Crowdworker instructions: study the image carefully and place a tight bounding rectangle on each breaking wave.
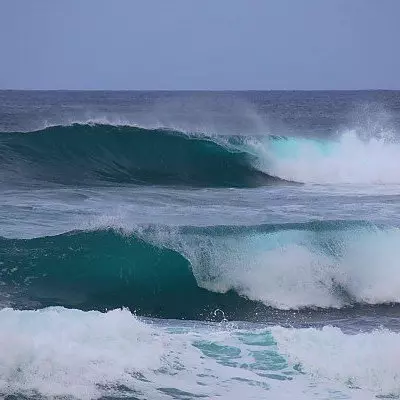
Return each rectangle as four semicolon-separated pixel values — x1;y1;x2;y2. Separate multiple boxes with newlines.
2;122;399;187
2;220;400;319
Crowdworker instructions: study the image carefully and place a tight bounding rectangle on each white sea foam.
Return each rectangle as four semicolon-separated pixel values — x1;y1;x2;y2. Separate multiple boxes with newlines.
250;129;400;184
0;307;292;399
171;225;400;309
0;307;165;399
273;325;400;397
0;307;398;399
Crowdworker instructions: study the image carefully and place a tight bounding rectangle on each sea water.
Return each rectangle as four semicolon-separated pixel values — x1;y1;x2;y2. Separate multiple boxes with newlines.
1;90;400;399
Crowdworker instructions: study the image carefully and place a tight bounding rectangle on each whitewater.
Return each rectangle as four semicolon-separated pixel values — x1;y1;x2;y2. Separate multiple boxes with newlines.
1;90;400;400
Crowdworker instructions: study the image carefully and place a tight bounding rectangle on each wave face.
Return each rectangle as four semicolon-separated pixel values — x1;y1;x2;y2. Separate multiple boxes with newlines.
0;229;258;319
2;221;400;319
0;123;282;187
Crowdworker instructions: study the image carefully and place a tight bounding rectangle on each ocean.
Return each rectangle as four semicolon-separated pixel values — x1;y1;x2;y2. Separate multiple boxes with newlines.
1;90;400;399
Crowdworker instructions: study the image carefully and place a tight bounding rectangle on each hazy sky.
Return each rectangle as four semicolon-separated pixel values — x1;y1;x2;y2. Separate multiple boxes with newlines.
1;0;399;90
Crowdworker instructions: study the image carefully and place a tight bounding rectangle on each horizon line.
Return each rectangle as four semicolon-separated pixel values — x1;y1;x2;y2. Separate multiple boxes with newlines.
0;88;399;92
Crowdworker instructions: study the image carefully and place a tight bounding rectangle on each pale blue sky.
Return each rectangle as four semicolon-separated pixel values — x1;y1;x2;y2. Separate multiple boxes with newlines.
0;0;399;90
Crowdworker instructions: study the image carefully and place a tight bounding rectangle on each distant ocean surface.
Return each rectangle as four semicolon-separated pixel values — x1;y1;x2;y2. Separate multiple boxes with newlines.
1;90;400;399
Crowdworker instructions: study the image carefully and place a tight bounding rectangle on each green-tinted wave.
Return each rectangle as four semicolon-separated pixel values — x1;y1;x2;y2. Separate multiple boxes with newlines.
0;123;286;187
0;229;264;320
1;220;397;320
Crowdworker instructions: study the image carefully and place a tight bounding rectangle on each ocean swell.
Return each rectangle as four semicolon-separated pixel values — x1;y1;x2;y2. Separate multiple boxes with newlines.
0;123;283;187
1;221;400;319
2;123;399;187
